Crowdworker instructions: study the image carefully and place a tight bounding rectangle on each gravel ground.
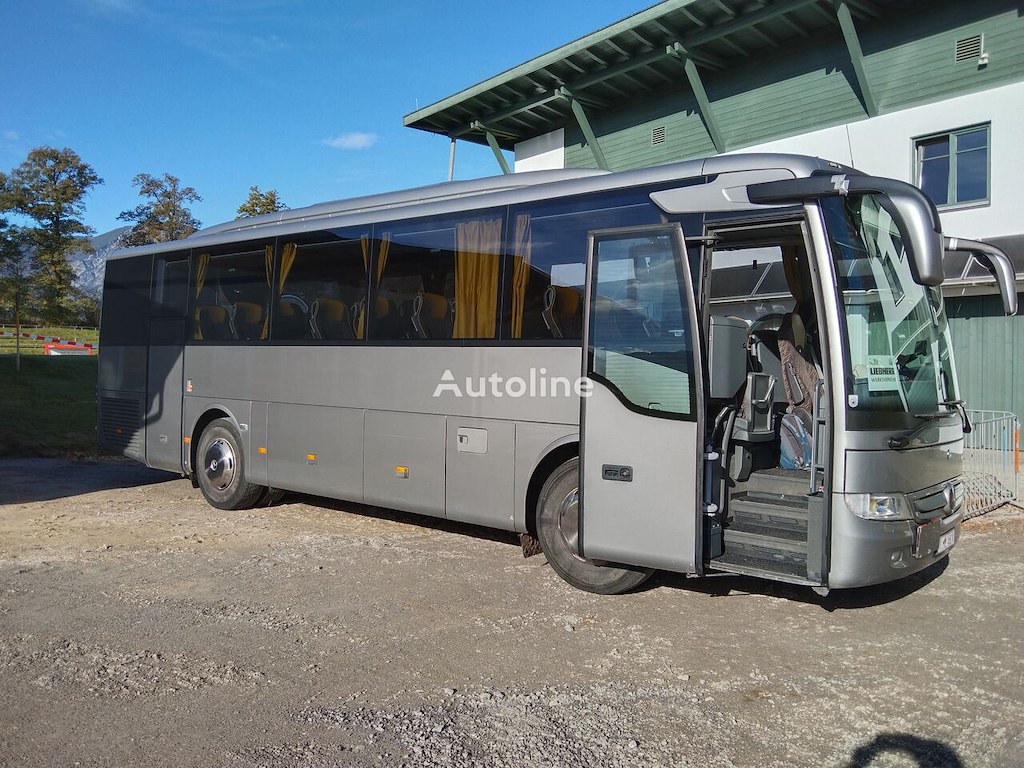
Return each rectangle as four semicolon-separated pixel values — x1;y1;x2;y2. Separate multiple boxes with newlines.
1;457;1022;768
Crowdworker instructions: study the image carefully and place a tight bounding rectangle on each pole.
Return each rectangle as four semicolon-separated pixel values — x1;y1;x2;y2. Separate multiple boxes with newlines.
447;137;457;182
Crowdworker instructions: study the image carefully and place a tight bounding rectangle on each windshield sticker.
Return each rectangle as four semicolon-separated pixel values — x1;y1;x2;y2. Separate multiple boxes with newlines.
867;355;899;392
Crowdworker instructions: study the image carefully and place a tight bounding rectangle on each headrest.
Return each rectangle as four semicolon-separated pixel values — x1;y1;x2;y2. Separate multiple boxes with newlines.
554;286;581;314
315;298;347;322
780;311;806;350
420;292;449;319
234;301;262;323
199;305;227;322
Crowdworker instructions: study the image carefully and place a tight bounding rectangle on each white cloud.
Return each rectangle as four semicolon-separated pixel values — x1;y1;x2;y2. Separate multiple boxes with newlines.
321;132;379;150
2;130;20;142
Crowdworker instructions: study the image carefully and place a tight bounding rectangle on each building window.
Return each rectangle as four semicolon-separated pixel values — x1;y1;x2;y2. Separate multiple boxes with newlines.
915;124;990;208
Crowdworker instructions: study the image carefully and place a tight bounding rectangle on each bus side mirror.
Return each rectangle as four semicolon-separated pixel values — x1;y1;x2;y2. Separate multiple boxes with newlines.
746;174;945;287
876;190;944;287
945;237;1019;316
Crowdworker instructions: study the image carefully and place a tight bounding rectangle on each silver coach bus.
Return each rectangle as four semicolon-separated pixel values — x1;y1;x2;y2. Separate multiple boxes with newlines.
98;154;1017;595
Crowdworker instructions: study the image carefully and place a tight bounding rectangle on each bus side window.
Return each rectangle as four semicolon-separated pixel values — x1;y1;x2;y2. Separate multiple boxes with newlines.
370;213;502;342
152;255;189;316
273;235;368;342
507;192;662;340
193;247;271;342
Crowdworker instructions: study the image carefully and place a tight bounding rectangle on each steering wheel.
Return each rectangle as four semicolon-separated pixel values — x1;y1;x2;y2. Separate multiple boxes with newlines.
745;313;786;347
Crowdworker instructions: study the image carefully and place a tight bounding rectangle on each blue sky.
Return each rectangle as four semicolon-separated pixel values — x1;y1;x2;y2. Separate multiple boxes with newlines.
1;0;654;236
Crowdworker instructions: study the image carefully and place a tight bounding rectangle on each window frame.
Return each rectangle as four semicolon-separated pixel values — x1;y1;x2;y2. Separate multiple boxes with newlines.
913;123;991;210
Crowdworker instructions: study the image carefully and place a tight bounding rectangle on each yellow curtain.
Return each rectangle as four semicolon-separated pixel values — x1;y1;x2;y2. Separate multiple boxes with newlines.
454;218;502;339
193;253;210;340
511;214;531;339
278;242;298;291
260;245;274;339
356;235;370;339
375;232;391;286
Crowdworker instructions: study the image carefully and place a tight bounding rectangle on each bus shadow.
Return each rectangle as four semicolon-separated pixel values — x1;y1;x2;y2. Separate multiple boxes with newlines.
844;732;964;768
648;557;949;609
272;493;950;608
286;493;523;547
0;457;176;505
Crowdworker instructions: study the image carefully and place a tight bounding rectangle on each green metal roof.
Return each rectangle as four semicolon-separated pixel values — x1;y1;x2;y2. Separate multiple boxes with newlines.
404;0;886;149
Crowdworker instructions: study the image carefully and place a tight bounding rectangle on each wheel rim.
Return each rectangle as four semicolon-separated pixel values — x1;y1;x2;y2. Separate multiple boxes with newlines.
557;487;587;562
203;437;235;491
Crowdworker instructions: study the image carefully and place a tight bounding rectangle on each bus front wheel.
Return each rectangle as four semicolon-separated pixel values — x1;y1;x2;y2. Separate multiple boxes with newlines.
195;418;263;510
536;458;652;595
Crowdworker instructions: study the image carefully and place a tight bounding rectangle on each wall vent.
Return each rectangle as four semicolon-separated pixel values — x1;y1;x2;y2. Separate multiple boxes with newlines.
955;35;983;63
651;126;666;145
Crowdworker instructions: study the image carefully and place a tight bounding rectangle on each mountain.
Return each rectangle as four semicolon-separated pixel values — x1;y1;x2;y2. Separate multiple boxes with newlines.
68;226;129;299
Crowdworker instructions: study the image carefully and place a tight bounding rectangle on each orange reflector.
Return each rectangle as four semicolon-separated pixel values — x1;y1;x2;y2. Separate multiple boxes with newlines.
183;436;191;444
258;447;267;455
306;454;318;461
395;465;409;478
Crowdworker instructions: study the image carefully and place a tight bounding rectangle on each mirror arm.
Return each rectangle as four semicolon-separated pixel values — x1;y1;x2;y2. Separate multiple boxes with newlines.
945;237;1019;316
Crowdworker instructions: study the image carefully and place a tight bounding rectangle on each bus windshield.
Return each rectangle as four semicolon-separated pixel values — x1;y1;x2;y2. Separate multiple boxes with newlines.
822;194;958;422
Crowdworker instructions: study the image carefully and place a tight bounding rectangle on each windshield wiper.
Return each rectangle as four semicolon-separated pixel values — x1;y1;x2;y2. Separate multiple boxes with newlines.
888;412;951;450
944;399;972;435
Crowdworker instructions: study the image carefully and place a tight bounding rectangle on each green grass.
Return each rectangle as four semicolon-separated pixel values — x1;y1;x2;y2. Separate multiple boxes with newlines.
0;326;99;355
0;355;103;457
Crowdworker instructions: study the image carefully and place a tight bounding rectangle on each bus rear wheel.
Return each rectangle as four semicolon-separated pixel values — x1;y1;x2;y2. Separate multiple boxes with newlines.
536;458;652;595
195;418;263;510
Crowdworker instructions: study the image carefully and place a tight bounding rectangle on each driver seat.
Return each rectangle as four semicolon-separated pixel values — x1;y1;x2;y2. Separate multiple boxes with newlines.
777;311;819;414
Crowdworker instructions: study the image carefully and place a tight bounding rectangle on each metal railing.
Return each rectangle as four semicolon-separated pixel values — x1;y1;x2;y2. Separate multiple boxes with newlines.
963;410;1020;518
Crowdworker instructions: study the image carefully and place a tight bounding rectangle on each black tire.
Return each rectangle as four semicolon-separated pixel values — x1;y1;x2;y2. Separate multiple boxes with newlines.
536;458;652;595
256;487;286;507
194;418;263;510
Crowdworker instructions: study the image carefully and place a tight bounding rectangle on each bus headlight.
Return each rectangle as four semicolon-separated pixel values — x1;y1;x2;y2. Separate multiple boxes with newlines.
844;492;911;521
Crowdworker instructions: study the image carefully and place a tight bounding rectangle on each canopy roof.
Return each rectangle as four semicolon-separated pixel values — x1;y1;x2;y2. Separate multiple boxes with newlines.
404;0;887;149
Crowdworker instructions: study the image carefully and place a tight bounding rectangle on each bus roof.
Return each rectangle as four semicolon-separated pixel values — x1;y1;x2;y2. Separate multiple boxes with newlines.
107;153;849;260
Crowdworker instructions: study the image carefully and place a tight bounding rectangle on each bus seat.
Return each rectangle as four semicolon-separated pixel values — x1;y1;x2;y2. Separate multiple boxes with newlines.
230;301;264;340
778;311;819;412
542;285;583;339
275;299;309;339
371;295;403;339
411;291;452;339
310;298;354;340
197;305;231;340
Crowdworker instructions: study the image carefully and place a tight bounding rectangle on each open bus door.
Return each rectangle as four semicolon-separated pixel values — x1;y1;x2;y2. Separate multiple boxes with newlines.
578;224;705;572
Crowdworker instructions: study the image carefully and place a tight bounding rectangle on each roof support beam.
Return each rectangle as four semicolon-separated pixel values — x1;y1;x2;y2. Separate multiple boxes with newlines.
558;88;610;170
669;44;725;153
834;0;878;116
431;0;822;143
472;122;512;174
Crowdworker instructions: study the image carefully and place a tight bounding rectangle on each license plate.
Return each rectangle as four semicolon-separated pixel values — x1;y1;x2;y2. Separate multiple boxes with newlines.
937;529;956;554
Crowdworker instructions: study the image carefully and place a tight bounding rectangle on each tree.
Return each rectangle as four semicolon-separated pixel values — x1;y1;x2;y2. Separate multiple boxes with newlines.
5;147;103;323
118;173;201;246
237;185;287;218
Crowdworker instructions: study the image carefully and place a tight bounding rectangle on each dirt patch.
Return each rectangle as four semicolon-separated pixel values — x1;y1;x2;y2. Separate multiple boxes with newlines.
1;459;1023;767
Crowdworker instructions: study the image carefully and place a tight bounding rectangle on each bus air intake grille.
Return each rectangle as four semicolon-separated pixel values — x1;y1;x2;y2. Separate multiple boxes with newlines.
99;396;143;457
911;479;964;521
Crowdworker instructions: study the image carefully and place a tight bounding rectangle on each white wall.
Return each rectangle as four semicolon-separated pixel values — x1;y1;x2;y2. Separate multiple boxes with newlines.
729;80;1024;242
514;129;565;172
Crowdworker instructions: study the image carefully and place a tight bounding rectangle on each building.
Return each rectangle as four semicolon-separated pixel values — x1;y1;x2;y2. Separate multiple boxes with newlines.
405;0;1024;417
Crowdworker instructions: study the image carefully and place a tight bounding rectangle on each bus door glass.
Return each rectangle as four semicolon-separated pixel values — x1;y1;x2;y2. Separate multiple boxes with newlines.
579;224;703;572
